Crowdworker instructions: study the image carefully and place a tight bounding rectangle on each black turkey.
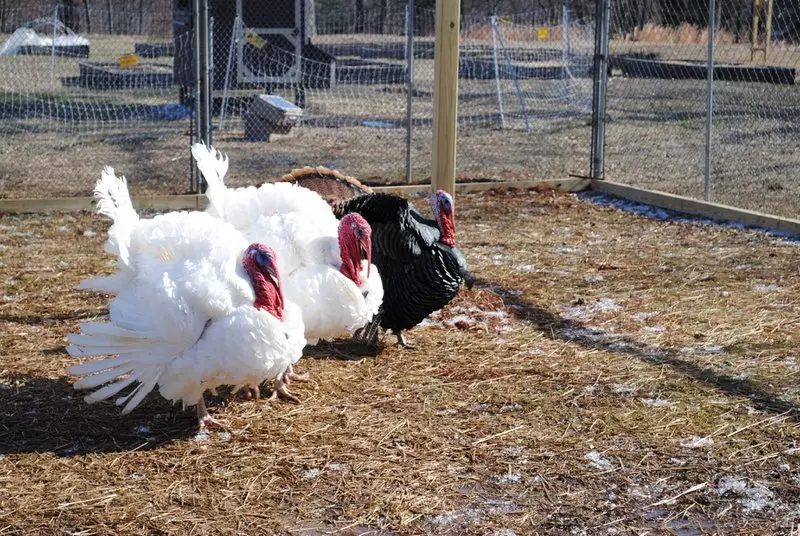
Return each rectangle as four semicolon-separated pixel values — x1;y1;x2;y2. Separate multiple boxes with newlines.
281;168;474;348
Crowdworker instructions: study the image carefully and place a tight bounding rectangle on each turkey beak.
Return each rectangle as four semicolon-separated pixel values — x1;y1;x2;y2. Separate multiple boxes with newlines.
265;264;279;286
360;237;372;277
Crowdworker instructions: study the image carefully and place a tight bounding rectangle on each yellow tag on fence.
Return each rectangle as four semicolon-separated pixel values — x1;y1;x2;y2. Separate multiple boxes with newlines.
119;53;139;68
537;27;550;40
245;31;266;49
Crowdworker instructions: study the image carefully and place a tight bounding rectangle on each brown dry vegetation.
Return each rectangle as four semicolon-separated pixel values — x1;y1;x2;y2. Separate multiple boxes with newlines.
1;188;800;534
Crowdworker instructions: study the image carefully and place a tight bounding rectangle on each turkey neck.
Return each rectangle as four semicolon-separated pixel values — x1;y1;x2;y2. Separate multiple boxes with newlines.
248;270;285;321
338;232;363;287
438;211;456;248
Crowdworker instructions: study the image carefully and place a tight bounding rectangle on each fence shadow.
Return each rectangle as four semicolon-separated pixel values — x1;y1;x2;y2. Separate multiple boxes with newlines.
475;277;800;420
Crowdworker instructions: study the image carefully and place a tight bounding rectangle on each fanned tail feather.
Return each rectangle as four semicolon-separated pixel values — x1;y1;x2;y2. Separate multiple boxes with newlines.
66;322;179;414
92;167;139;269
78;273;127;293
191;142;229;218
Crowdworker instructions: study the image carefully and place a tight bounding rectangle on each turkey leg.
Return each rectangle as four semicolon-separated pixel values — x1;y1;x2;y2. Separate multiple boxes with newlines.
196;397;224;429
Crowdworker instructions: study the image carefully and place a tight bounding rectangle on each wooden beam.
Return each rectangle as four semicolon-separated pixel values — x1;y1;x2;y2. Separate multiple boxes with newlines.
431;0;461;198
0;195;208;214
0;179;590;214
591;180;800;236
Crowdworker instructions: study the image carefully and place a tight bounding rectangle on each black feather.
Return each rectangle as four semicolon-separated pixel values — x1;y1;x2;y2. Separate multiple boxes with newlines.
333;193;472;333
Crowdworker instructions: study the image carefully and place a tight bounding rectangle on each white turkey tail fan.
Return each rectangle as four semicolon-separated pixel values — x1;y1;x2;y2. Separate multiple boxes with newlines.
79;167;139;292
278;166;373;206
66;321;175;414
191;142;230;218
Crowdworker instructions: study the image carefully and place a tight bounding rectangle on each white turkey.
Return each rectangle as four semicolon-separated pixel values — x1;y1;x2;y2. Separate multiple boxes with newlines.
66;168;307;428
279;168;475;348
191;143;384;349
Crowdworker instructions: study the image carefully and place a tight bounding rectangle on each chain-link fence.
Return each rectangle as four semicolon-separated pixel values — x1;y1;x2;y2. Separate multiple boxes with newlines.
0;0;798;222
207;2;593;190
606;0;800;218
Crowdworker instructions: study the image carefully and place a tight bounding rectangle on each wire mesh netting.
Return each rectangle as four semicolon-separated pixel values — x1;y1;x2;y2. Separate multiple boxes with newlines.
207;3;593;189
0;0;798;222
606;0;800;218
0;1;592;198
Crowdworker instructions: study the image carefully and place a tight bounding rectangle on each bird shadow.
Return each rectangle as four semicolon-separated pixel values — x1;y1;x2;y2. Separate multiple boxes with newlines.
0;375;199;456
474;277;800;422
302;339;383;361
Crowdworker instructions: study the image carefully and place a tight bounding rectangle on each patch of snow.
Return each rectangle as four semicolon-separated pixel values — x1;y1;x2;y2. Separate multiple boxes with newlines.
134;424;152;434
0;454;5;463
784;447;800;456
193;430;210;442
734;264;751;270
563;298;620;321
491;473;522;485
494;530;517;536
527;348;544;355
217;431;232;442
585;450;613;470
680;345;725;354
302;468;321;480
436;408;458;416
669;458;688;466
513;264;538;273
612;384;637;396
644;326;667;332
445;314;475;326
553;246;578;254
580;192;800;243
429;509;480;527
716;476;777;515
680;436;714;449
753;283;783;292
732;372;752;381
58;225;70;232
326;462;350;472
584;274;604;283
640;397;673;408
83;230;97;238
475;245;505;251
632;312;656;322
500;446;531;459
562;326;619;342
129;471;146;480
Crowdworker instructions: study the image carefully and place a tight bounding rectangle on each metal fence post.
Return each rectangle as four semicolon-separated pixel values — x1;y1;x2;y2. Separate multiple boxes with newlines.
704;0;716;202
490;15;506;129
194;0;212;193
492;17;530;133
50;4;58;89
405;0;415;184
590;0;610;180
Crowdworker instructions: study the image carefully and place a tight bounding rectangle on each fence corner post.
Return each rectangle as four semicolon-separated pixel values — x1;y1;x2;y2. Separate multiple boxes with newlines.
590;0;610;181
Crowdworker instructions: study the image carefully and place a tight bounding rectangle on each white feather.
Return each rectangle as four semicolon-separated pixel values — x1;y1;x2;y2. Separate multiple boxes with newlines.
192;144;385;343
67;172;307;415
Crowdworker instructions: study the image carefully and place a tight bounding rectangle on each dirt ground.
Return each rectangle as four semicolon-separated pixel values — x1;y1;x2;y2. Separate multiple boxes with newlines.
1;188;799;534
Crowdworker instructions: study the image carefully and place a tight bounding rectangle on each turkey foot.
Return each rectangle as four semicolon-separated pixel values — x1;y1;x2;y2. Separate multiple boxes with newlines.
395;331;415;350
283;364;310;384
269;374;301;403
239;384;261;401
196;398;225;430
